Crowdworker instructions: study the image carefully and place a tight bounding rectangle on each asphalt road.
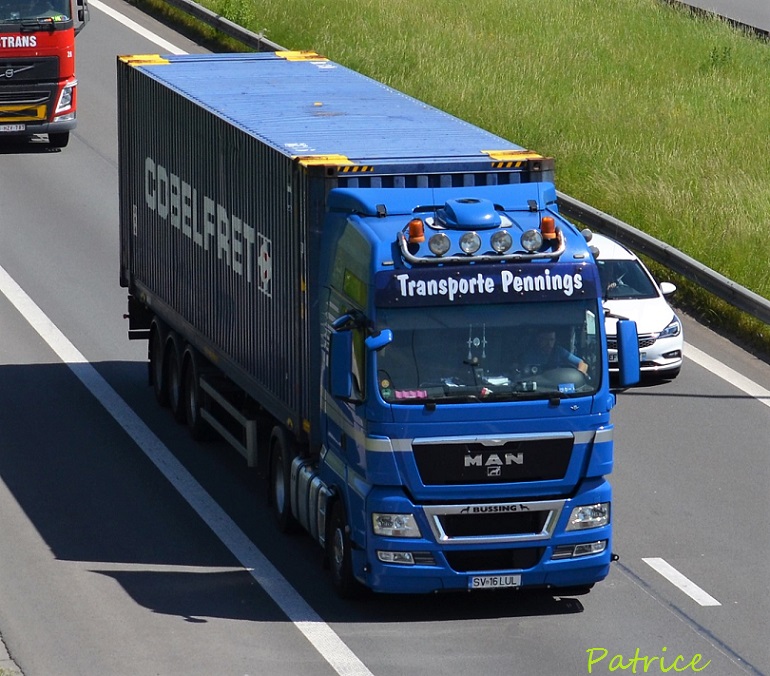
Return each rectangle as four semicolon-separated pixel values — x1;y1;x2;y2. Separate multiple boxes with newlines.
677;0;770;30
0;2;768;675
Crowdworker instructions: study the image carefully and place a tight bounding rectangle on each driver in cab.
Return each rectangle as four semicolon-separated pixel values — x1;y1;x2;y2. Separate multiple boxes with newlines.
521;329;588;375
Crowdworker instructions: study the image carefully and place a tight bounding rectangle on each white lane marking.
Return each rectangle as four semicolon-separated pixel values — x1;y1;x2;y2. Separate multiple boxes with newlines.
0;265;374;676
88;0;188;54
642;557;721;606
686;343;770;409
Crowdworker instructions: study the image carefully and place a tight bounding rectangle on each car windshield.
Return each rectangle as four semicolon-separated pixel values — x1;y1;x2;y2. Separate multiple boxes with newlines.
597;259;658;300
0;0;69;21
375;300;602;404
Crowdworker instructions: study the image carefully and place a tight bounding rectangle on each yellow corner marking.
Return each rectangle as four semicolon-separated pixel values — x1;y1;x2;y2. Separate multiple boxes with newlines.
119;54;170;66
276;50;327;62
483;149;545;161
296;154;354;167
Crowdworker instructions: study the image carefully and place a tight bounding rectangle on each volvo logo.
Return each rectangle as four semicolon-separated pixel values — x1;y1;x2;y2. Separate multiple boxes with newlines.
1;65;33;79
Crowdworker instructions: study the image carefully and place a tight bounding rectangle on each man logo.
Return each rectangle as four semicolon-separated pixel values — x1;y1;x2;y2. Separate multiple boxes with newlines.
487;465;501;477
464;452;524;468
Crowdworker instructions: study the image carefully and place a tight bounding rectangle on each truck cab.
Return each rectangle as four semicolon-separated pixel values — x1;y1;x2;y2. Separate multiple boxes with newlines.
0;0;89;147
320;182;639;595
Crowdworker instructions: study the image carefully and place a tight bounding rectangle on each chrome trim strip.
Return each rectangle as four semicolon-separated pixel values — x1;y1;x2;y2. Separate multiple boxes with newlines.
423;500;566;545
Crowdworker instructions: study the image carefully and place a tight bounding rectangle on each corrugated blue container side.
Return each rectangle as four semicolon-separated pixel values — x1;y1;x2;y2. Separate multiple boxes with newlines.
118;54;322;435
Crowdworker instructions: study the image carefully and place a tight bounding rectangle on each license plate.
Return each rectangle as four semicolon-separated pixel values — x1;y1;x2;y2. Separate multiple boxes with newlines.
469;574;521;590
0;124;26;132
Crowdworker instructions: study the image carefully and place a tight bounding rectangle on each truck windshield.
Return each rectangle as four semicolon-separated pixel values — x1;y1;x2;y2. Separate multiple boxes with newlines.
375;300;602;403
1;0;70;21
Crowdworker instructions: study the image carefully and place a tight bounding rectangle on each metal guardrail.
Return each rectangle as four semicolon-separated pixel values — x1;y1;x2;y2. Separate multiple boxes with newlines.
152;0;770;327
557;193;770;326
159;0;283;51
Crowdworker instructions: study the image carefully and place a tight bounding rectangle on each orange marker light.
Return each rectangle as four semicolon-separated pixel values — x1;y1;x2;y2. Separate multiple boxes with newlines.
408;218;425;243
541;216;557;240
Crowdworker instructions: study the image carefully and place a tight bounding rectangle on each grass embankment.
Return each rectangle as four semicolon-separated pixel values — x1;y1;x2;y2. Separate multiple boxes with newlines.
143;0;770;352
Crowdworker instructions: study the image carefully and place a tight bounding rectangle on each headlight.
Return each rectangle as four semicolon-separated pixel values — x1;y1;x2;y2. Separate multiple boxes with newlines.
56;84;75;113
372;513;422;538
566;503;610;530
658;316;681;339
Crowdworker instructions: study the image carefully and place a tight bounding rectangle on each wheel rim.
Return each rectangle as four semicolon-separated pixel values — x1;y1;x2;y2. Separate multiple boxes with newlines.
273;455;285;515
168;356;180;409
186;369;198;424
332;526;345;574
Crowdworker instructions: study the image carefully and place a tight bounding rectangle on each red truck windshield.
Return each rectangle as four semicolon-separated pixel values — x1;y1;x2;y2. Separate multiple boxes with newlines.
1;0;70;21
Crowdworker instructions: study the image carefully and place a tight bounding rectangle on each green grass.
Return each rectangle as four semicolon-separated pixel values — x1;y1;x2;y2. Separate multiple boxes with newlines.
145;0;770;349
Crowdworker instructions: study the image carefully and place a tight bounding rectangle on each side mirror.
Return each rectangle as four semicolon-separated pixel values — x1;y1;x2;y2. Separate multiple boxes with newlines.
365;329;393;352
616;319;640;388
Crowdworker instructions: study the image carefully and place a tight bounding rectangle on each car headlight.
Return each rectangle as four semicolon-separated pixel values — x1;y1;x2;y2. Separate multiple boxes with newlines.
372;513;422;538
658;316;681;339
566;503;610;530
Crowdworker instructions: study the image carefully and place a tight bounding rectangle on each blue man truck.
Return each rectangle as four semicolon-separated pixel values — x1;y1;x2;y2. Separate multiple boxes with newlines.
117;51;639;597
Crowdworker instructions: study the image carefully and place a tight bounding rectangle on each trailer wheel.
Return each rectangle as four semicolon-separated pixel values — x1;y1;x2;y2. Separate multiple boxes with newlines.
269;427;299;533
149;326;168;407
182;351;213;440
166;343;186;423
328;500;363;599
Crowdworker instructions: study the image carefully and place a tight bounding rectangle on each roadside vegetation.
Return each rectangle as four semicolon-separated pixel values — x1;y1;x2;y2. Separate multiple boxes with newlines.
141;0;770;353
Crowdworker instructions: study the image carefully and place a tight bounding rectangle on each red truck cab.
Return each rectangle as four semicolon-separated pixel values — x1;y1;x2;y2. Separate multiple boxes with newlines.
0;0;88;147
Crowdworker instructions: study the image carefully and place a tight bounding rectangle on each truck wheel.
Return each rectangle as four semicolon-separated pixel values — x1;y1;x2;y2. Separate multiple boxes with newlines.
149;327;168;407
183;353;212;440
48;132;69;148
269;428;299;533
166;343;185;423
328;500;363;599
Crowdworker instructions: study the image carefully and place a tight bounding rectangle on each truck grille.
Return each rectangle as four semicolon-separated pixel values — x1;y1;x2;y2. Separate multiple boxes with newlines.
445;547;544;572
0;57;59;82
423;499;564;545
412;435;573;485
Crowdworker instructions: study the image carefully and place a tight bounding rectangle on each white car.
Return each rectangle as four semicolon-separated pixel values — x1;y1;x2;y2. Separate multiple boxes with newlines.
589;232;683;380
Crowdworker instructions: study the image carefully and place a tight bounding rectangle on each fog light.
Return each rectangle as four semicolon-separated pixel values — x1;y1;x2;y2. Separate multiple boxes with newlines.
490;230;513;253
566;502;610;530
372;513;421;538
429;232;451;256
459;232;481;254
573;540;607;557
377;551;415;565
521;229;543;252
551;540;607;559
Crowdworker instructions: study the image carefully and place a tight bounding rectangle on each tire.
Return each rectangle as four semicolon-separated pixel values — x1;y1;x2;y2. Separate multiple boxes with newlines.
182;351;213;440
48;132;69;148
149;326;168;407
166;341;185;423
269;427;299;533
327;499;364;599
